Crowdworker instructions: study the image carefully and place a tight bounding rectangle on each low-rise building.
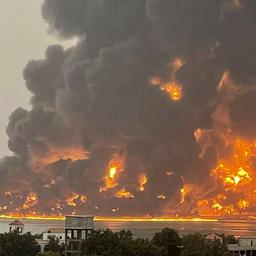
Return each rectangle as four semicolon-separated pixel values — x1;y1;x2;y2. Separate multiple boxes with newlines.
65;215;94;256
9;220;24;234
37;227;65;253
228;237;256;256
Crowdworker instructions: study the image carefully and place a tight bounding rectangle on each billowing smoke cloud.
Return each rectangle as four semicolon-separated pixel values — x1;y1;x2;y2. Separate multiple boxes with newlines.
1;0;256;217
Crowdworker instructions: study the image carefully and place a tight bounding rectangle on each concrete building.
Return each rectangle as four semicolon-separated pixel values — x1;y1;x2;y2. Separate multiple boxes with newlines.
65;215;94;256
37;227;65;253
228;237;256;256
9;220;24;234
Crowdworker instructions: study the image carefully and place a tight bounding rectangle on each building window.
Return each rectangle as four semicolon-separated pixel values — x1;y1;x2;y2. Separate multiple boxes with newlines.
73;230;78;239
82;230;86;240
66;230;72;239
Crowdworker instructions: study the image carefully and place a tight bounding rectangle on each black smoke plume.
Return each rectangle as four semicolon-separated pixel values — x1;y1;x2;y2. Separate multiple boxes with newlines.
0;0;255;217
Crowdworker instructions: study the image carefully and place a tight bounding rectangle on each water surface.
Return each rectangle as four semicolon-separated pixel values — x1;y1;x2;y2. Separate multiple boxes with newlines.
2;219;256;238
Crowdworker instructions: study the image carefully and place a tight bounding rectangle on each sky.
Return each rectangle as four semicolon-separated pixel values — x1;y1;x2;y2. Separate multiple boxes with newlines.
0;0;75;157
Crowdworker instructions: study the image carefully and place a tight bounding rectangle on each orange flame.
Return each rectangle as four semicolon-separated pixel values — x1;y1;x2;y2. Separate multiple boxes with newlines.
212;139;253;192
150;78;183;102
163;82;183;102
196;138;256;216
115;189;134;199
138;173;147;192
22;192;38;210
65;193;87;206
100;155;124;192
149;57;184;102
180;185;192;204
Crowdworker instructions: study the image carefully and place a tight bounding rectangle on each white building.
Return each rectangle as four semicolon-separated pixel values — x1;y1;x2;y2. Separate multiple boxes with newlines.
36;215;94;254
228;237;256;256
9;220;24;234
37;227;65;253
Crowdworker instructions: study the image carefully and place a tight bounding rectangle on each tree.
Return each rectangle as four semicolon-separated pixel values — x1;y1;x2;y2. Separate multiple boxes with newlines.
0;232;40;256
44;237;64;255
211;239;231;256
221;235;237;245
151;228;181;256
81;228;231;256
82;229;135;256
181;233;212;256
181;233;231;256
33;233;43;239
82;229;164;256
133;238;161;256
39;252;61;256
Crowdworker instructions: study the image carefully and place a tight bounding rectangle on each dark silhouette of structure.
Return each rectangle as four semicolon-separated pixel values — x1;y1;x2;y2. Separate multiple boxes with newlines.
65;215;94;256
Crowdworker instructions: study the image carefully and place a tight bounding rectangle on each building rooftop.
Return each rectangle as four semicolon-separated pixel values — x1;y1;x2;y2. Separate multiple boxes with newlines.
239;237;256;239
9;220;24;226
43;228;65;234
228;244;256;251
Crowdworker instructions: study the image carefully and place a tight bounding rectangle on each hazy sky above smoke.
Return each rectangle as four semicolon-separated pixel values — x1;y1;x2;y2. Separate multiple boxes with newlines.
0;0;74;156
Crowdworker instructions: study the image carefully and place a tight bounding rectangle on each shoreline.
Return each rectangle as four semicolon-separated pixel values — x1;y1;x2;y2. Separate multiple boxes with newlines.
0;215;218;222
0;215;241;222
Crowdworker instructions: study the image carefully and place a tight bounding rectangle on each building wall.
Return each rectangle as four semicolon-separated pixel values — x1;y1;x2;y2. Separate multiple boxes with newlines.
42;232;65;242
239;238;256;248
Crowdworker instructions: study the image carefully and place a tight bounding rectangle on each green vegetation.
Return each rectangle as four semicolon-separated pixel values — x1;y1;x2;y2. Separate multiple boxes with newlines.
38;237;64;256
0;228;234;256
38;252;61;256
0;232;40;256
181;233;230;256
152;228;181;256
82;229;160;256
222;235;238;245
44;237;64;255
81;228;232;256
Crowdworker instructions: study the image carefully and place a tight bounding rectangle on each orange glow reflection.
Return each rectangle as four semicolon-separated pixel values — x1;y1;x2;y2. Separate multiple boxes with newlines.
33;147;89;166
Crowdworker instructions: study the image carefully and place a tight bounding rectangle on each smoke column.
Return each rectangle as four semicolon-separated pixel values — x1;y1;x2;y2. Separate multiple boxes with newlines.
1;0;256;217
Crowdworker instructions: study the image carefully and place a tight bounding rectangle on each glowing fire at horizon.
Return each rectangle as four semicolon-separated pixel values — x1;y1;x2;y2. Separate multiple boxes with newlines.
196;138;256;216
2;136;256;218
